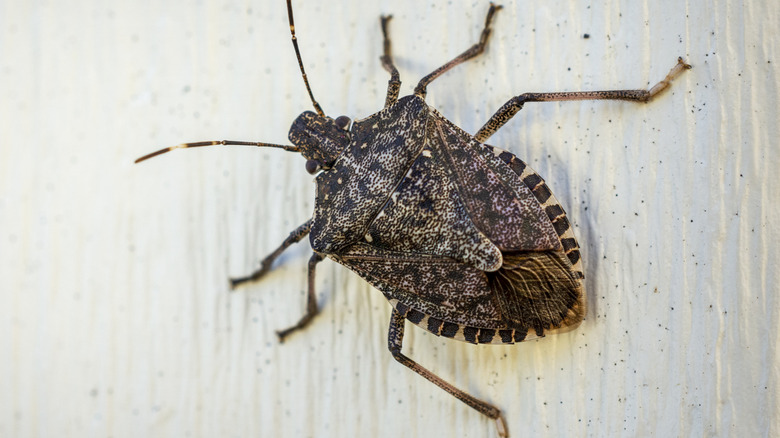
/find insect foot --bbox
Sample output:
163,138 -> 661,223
135,1 -> 691,436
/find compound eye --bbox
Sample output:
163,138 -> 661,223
305,159 -> 322,175
334,115 -> 351,131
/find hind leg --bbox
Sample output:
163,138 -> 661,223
387,309 -> 508,437
474,57 -> 692,142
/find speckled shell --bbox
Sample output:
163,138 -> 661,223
313,95 -> 585,344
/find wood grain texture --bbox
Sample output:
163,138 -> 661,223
1,0 -> 778,437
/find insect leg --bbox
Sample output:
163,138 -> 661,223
474,57 -> 692,142
230,218 -> 313,288
413,3 -> 503,99
380,15 -> 401,108
276,252 -> 324,342
387,309 -> 508,438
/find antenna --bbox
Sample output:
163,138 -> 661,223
286,0 -> 325,116
134,140 -> 300,163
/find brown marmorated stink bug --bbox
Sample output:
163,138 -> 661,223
136,1 -> 691,436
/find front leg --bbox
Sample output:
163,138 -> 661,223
230,219 -> 312,288
387,309 -> 509,437
474,57 -> 691,142
230,219 -> 324,342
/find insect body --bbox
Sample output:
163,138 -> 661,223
137,2 -> 690,437
305,93 -> 586,342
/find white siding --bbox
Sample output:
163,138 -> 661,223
1,0 -> 777,437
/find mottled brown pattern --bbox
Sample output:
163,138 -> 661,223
332,243 -> 583,336
367,144 -> 502,271
311,95 -> 562,263
332,243 -> 503,327
345,141 -> 587,344
483,144 -> 586,282
297,91 -> 586,341
427,110 -> 561,252
309,96 -> 428,252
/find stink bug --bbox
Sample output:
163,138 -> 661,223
136,2 -> 691,436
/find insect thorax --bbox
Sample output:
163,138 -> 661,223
308,96 -> 431,254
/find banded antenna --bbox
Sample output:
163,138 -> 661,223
287,0 -> 325,116
135,141 -> 300,164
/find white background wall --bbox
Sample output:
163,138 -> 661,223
1,0 -> 778,437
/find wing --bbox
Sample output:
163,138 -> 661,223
364,140 -> 503,271
342,108 -> 587,343
364,105 -> 563,272
426,110 -> 562,252
330,243 -> 583,344
316,97 -> 585,342
479,142 -> 585,278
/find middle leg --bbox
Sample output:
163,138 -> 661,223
387,309 -> 508,437
276,252 -> 324,342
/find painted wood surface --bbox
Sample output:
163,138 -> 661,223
1,0 -> 778,436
